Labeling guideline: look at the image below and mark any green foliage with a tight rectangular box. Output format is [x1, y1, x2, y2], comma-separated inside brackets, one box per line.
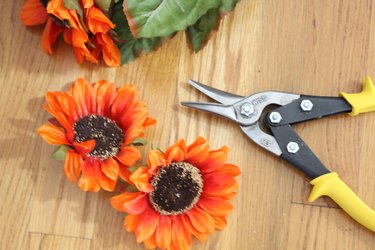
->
[111, 1, 169, 64]
[52, 145, 70, 160]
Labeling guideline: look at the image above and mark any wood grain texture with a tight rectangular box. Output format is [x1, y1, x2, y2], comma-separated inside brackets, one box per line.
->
[1, 0, 375, 249]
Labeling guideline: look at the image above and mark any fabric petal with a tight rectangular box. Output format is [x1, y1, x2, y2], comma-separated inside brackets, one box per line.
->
[110, 192, 148, 214]
[135, 207, 159, 243]
[143, 232, 157, 249]
[215, 163, 241, 177]
[213, 215, 227, 230]
[116, 146, 141, 166]
[198, 195, 233, 216]
[184, 215, 209, 242]
[129, 167, 153, 193]
[64, 150, 83, 182]
[70, 78, 95, 116]
[41, 18, 64, 55]
[171, 216, 192, 250]
[38, 124, 69, 145]
[186, 207, 215, 234]
[164, 139, 187, 164]
[147, 150, 166, 175]
[185, 137, 209, 164]
[197, 146, 228, 173]
[78, 160, 101, 192]
[124, 214, 141, 232]
[72, 140, 96, 155]
[155, 216, 172, 249]
[93, 80, 116, 116]
[118, 162, 132, 183]
[203, 173, 238, 198]
[101, 157, 119, 180]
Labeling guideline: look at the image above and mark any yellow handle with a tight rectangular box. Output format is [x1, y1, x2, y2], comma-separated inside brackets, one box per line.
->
[309, 172, 375, 232]
[340, 76, 375, 116]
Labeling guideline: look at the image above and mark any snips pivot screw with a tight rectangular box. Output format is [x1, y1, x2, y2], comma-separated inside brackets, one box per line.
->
[269, 112, 282, 124]
[300, 100, 313, 111]
[287, 142, 300, 154]
[240, 103, 254, 117]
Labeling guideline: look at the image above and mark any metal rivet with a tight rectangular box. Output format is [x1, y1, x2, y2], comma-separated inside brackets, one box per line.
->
[300, 100, 313, 111]
[287, 142, 299, 154]
[269, 112, 282, 123]
[240, 103, 254, 117]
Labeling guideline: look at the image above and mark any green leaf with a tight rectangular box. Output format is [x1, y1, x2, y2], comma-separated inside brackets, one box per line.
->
[187, 8, 220, 52]
[111, 1, 169, 64]
[123, 0, 222, 38]
[52, 145, 70, 160]
[94, 0, 112, 12]
[187, 0, 241, 52]
[131, 137, 147, 146]
[63, 0, 83, 18]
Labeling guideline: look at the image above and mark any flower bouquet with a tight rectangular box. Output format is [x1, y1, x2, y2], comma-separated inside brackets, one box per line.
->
[20, 0, 240, 66]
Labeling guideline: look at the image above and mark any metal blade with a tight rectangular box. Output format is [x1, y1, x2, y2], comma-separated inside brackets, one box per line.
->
[188, 80, 244, 105]
[181, 102, 238, 122]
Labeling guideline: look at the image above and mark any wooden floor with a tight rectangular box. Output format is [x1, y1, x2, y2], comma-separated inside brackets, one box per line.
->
[1, 0, 375, 249]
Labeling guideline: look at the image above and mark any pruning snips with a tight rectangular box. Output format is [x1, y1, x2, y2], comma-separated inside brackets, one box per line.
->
[182, 76, 375, 232]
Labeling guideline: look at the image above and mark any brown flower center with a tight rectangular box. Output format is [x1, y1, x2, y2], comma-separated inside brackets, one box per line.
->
[73, 114, 123, 160]
[149, 162, 203, 215]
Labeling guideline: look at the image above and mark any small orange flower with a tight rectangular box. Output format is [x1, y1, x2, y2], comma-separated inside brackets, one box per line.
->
[86, 6, 115, 34]
[93, 33, 121, 67]
[38, 79, 156, 192]
[20, 0, 64, 54]
[111, 137, 240, 250]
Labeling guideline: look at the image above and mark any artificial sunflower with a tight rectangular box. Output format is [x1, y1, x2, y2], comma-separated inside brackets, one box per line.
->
[38, 78, 156, 192]
[111, 137, 240, 250]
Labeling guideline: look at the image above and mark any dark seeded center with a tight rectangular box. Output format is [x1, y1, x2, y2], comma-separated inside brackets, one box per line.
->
[73, 114, 123, 160]
[149, 162, 203, 215]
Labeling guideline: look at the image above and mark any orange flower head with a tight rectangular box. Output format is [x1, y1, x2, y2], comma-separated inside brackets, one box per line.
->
[111, 137, 240, 250]
[20, 0, 49, 26]
[38, 79, 156, 192]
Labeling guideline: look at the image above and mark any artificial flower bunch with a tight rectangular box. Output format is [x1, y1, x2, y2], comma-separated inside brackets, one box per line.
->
[38, 78, 240, 250]
[20, 0, 241, 66]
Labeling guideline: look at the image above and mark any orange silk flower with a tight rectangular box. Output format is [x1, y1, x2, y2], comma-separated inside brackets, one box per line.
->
[38, 79, 156, 192]
[111, 137, 240, 250]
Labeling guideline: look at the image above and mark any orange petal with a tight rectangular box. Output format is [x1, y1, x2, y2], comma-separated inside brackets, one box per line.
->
[110, 192, 148, 214]
[98, 33, 120, 67]
[164, 139, 187, 164]
[78, 160, 101, 192]
[124, 214, 141, 232]
[143, 117, 156, 128]
[93, 80, 116, 116]
[155, 216, 172, 249]
[72, 140, 96, 155]
[215, 163, 241, 177]
[135, 207, 159, 243]
[116, 146, 141, 166]
[184, 215, 209, 242]
[171, 216, 192, 250]
[41, 18, 64, 55]
[165, 145, 185, 164]
[213, 215, 227, 230]
[197, 146, 228, 173]
[82, 0, 94, 8]
[70, 78, 95, 116]
[130, 167, 153, 193]
[20, 0, 48, 26]
[101, 157, 119, 180]
[186, 207, 215, 234]
[118, 162, 132, 183]
[185, 137, 209, 164]
[38, 124, 69, 145]
[64, 150, 83, 182]
[198, 195, 233, 216]
[110, 85, 137, 121]
[147, 150, 166, 175]
[87, 7, 115, 34]
[143, 232, 157, 249]
[203, 173, 238, 198]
